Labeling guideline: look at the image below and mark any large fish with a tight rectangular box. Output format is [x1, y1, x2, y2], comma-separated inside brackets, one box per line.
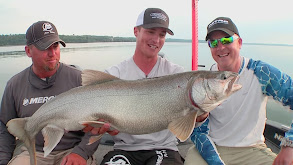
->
[7, 70, 241, 165]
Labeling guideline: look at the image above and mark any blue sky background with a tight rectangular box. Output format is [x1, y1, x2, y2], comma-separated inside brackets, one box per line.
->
[1, 0, 292, 45]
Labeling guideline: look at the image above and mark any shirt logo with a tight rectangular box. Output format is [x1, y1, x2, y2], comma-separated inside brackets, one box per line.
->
[42, 23, 55, 35]
[23, 96, 55, 106]
[150, 13, 167, 22]
[156, 150, 168, 165]
[105, 155, 131, 165]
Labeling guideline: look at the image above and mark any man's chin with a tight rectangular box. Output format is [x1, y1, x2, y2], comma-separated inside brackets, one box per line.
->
[45, 63, 59, 71]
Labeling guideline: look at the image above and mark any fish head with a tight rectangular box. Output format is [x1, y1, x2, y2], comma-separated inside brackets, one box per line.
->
[190, 71, 242, 112]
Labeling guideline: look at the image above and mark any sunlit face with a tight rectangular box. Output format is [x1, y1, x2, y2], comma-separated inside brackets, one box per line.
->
[25, 42, 60, 77]
[134, 27, 166, 58]
[208, 31, 242, 72]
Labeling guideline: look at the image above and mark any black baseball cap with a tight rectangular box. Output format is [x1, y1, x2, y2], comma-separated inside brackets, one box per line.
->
[26, 21, 66, 50]
[136, 8, 174, 35]
[205, 17, 240, 41]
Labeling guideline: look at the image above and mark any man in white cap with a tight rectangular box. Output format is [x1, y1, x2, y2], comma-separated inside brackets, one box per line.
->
[92, 8, 208, 165]
[0, 21, 117, 165]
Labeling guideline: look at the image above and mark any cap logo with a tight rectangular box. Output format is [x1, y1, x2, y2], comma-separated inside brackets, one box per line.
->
[42, 23, 55, 35]
[150, 13, 167, 22]
[208, 19, 229, 29]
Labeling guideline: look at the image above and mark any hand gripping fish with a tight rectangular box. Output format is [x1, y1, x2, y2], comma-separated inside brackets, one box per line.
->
[7, 70, 241, 165]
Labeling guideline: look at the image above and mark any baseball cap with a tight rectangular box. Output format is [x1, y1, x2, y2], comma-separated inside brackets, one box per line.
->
[26, 21, 66, 50]
[136, 8, 174, 35]
[205, 17, 240, 41]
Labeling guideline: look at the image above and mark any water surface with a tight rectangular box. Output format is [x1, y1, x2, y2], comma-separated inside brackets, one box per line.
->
[0, 42, 292, 126]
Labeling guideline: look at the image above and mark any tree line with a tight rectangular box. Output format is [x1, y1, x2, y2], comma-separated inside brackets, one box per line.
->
[0, 34, 137, 46]
[0, 34, 192, 46]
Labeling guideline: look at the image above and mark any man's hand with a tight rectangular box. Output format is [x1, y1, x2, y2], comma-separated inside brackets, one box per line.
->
[196, 112, 209, 122]
[61, 153, 86, 165]
[273, 146, 293, 165]
[83, 119, 119, 136]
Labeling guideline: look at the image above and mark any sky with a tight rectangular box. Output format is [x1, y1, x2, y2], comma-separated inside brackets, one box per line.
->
[1, 0, 293, 45]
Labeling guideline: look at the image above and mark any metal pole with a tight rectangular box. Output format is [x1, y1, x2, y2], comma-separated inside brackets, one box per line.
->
[192, 0, 198, 70]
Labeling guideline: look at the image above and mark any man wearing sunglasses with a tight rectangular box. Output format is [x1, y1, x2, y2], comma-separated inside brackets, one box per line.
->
[184, 17, 293, 165]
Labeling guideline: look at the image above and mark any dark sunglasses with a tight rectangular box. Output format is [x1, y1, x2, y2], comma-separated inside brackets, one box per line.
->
[208, 36, 239, 48]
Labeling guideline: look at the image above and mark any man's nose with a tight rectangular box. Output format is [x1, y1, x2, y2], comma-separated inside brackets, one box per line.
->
[46, 46, 56, 56]
[216, 41, 225, 50]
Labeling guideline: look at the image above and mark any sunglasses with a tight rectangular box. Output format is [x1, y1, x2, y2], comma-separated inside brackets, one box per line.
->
[208, 36, 239, 48]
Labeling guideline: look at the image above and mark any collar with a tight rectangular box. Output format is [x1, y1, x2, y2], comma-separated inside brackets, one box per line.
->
[238, 56, 245, 74]
[28, 63, 63, 89]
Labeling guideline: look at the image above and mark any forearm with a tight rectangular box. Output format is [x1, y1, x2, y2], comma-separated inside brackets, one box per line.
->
[191, 118, 225, 165]
[71, 132, 100, 160]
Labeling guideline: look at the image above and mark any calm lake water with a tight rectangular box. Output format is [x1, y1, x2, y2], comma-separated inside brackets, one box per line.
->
[0, 42, 292, 126]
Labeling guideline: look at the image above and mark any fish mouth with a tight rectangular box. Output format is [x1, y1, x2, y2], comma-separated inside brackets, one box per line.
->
[226, 75, 242, 94]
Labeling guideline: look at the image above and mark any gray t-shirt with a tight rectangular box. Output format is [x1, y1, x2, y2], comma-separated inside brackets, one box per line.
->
[0, 63, 99, 164]
[105, 56, 184, 151]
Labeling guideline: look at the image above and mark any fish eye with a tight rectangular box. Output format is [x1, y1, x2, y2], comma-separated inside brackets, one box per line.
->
[221, 74, 227, 80]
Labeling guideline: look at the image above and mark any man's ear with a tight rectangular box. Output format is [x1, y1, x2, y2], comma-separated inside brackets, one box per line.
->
[238, 37, 243, 49]
[134, 27, 139, 37]
[25, 45, 32, 57]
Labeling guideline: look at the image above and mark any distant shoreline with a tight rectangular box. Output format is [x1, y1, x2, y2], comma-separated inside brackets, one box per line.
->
[0, 34, 292, 47]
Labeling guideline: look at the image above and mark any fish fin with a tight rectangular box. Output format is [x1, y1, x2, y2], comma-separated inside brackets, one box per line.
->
[7, 118, 37, 165]
[168, 110, 198, 142]
[81, 69, 120, 86]
[88, 134, 103, 145]
[41, 124, 64, 157]
[79, 120, 117, 131]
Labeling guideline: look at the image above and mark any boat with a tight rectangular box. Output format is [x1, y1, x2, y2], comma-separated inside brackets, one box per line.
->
[264, 120, 289, 153]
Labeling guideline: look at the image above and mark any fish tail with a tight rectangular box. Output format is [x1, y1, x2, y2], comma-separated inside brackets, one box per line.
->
[7, 118, 37, 165]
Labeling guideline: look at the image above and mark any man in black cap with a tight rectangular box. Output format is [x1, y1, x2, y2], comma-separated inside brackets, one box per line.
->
[185, 17, 293, 165]
[0, 21, 117, 165]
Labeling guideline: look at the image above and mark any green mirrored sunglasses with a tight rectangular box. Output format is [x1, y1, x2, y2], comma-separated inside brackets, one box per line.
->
[208, 36, 239, 48]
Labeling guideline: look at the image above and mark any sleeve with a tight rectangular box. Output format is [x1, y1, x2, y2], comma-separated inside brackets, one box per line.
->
[104, 66, 120, 78]
[190, 118, 225, 165]
[247, 59, 293, 146]
[71, 132, 100, 160]
[173, 65, 184, 74]
[0, 83, 18, 164]
[247, 59, 293, 109]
